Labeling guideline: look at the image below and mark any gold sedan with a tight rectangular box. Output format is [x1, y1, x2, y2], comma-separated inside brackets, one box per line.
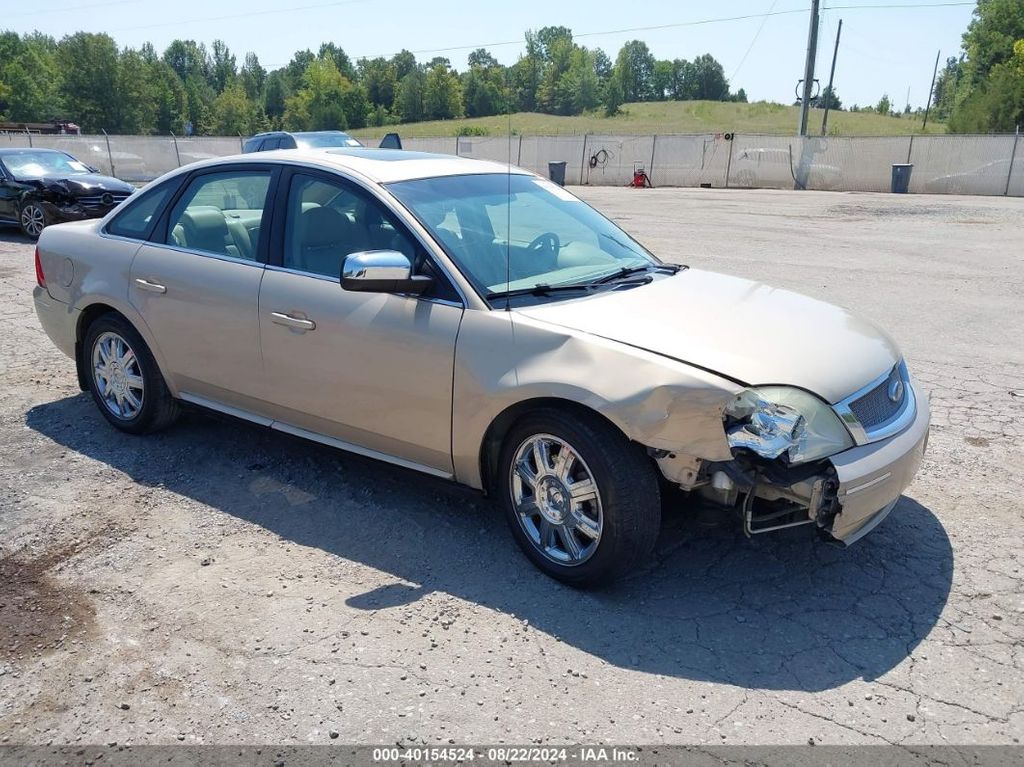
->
[32, 149, 929, 586]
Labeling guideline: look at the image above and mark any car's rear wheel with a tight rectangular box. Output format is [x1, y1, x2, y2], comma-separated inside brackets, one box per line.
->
[84, 314, 179, 434]
[499, 408, 661, 587]
[19, 203, 47, 239]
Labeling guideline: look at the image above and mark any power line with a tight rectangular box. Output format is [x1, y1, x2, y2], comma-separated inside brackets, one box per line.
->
[6, 0, 141, 19]
[109, 0, 370, 33]
[730, 0, 782, 82]
[824, 1, 972, 9]
[34, 0, 968, 68]
[359, 2, 974, 61]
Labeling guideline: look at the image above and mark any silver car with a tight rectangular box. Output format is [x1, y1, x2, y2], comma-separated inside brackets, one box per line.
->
[33, 149, 930, 586]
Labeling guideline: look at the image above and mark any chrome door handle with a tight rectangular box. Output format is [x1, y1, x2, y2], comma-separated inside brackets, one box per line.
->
[271, 312, 316, 331]
[134, 278, 166, 294]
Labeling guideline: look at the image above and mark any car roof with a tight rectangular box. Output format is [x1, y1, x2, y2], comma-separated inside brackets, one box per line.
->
[250, 130, 353, 138]
[189, 148, 530, 184]
[0, 147, 64, 155]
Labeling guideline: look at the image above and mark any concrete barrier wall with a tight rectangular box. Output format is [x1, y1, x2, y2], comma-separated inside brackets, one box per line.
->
[3, 130, 1021, 196]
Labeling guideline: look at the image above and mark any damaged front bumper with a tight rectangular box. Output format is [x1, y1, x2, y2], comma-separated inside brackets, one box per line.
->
[824, 385, 930, 543]
[690, 384, 930, 545]
[39, 200, 113, 224]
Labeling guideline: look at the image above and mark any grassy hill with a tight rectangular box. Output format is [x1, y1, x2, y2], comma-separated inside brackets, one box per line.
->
[351, 100, 944, 139]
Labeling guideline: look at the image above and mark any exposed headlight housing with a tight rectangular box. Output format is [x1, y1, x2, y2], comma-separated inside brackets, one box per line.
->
[724, 386, 854, 465]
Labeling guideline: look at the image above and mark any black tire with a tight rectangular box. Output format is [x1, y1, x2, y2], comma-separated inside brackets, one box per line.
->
[83, 313, 179, 434]
[498, 408, 661, 587]
[19, 201, 47, 240]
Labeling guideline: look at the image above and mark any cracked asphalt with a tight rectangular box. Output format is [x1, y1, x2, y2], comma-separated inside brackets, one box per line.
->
[0, 188, 1021, 746]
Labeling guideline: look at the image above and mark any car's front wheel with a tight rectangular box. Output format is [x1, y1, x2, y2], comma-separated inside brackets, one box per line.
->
[19, 202, 47, 239]
[499, 408, 661, 587]
[84, 313, 179, 434]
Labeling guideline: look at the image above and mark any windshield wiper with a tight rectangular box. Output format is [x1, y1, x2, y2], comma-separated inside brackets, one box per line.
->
[486, 264, 685, 301]
[486, 283, 595, 301]
[588, 263, 683, 285]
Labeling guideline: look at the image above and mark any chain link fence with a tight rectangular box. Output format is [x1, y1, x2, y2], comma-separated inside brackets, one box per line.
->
[2, 130, 1021, 196]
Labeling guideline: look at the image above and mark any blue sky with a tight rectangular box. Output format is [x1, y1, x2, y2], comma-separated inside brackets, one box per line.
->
[6, 0, 977, 109]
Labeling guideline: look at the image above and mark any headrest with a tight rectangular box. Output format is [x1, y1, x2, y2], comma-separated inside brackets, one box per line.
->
[301, 206, 353, 248]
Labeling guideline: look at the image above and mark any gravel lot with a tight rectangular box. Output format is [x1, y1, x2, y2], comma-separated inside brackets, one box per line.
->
[0, 188, 1022, 747]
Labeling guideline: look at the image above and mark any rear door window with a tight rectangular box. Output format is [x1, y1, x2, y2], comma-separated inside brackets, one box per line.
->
[164, 171, 272, 262]
[106, 184, 174, 240]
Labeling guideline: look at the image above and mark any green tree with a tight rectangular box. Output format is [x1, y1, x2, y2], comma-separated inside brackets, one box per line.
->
[284, 49, 315, 92]
[603, 68, 624, 116]
[690, 53, 729, 100]
[463, 66, 504, 117]
[537, 34, 575, 113]
[212, 81, 260, 134]
[394, 68, 426, 122]
[651, 60, 673, 100]
[613, 40, 655, 102]
[359, 56, 397, 108]
[468, 48, 499, 69]
[931, 56, 964, 120]
[535, 26, 573, 61]
[163, 39, 212, 87]
[391, 49, 418, 81]
[949, 38, 1024, 132]
[0, 32, 64, 122]
[283, 56, 357, 130]
[239, 52, 266, 102]
[319, 42, 356, 81]
[876, 94, 892, 115]
[423, 61, 463, 120]
[592, 48, 612, 84]
[114, 47, 160, 133]
[152, 59, 187, 133]
[962, 0, 1024, 86]
[210, 39, 236, 92]
[57, 32, 119, 131]
[264, 70, 288, 126]
[510, 31, 543, 111]
[813, 85, 841, 110]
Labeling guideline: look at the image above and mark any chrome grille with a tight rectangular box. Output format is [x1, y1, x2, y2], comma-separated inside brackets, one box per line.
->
[78, 192, 130, 209]
[848, 365, 905, 429]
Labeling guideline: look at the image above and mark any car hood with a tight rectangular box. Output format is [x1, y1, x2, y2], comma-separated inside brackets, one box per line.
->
[517, 268, 901, 404]
[24, 174, 134, 195]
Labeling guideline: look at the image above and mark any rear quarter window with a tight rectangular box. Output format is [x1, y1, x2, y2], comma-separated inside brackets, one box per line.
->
[105, 182, 176, 240]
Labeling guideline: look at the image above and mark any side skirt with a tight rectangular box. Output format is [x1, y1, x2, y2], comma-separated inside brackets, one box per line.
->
[177, 392, 455, 481]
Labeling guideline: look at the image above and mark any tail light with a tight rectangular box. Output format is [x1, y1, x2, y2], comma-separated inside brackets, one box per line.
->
[34, 246, 46, 288]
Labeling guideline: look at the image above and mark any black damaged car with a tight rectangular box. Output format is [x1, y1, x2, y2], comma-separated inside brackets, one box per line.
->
[0, 148, 134, 239]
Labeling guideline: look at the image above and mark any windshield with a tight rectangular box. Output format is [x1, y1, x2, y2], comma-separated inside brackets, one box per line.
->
[295, 132, 362, 148]
[387, 173, 656, 299]
[3, 151, 91, 179]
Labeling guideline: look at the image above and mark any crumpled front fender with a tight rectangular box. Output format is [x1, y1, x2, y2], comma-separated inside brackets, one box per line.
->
[451, 310, 742, 489]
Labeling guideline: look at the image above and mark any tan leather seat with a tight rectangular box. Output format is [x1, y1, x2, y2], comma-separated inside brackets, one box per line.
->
[298, 206, 368, 278]
[180, 206, 235, 258]
[177, 206, 254, 260]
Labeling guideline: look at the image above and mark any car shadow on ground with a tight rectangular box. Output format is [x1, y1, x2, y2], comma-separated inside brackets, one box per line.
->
[26, 393, 953, 693]
[0, 229, 31, 245]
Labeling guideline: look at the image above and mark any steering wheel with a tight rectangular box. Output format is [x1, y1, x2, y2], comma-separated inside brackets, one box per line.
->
[527, 231, 561, 259]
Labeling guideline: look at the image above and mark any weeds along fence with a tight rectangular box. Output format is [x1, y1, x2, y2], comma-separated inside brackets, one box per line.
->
[3, 130, 1022, 196]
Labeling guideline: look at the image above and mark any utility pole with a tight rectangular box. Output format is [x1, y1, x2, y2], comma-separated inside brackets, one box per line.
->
[798, 0, 821, 136]
[922, 49, 941, 130]
[821, 18, 843, 136]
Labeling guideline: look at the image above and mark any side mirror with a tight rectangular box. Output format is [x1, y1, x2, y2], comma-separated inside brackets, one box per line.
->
[379, 133, 402, 150]
[87, 165, 100, 173]
[341, 250, 432, 295]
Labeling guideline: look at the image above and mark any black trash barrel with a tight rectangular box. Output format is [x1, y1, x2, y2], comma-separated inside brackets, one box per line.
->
[548, 161, 567, 186]
[891, 163, 913, 194]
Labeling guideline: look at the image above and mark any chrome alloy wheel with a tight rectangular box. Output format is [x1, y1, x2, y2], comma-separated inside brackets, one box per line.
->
[20, 204, 45, 237]
[509, 433, 603, 565]
[91, 331, 145, 419]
